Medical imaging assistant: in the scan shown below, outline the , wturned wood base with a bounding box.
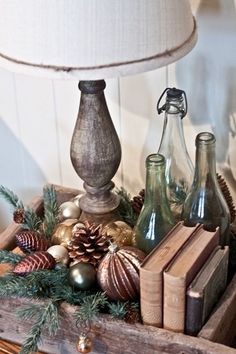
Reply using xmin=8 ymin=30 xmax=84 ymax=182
xmin=70 ymin=80 xmax=121 ymax=215
xmin=0 ymin=185 xmax=236 ymax=354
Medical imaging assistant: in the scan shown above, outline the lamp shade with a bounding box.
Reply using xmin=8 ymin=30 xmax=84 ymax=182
xmin=0 ymin=0 xmax=197 ymax=79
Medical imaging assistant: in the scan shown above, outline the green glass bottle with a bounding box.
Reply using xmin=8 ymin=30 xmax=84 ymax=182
xmin=182 ymin=132 xmax=230 ymax=246
xmin=135 ymin=153 xmax=175 ymax=254
xmin=157 ymin=88 xmax=194 ymax=221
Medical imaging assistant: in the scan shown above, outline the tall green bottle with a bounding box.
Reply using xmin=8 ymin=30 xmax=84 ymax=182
xmin=135 ymin=153 xmax=175 ymax=254
xmin=157 ymin=88 xmax=194 ymax=221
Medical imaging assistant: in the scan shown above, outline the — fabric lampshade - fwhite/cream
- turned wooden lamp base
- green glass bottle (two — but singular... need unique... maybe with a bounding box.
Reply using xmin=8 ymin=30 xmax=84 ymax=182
xmin=0 ymin=0 xmax=197 ymax=217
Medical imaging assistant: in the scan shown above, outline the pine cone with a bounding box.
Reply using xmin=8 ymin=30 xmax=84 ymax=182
xmin=217 ymin=174 xmax=236 ymax=223
xmin=13 ymin=251 xmax=56 ymax=275
xmin=124 ymin=304 xmax=141 ymax=324
xmin=13 ymin=208 xmax=25 ymax=224
xmin=15 ymin=230 xmax=48 ymax=253
xmin=68 ymin=221 xmax=109 ymax=267
xmin=131 ymin=189 xmax=145 ymax=215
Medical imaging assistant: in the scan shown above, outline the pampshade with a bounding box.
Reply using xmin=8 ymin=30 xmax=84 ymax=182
xmin=0 ymin=0 xmax=197 ymax=79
